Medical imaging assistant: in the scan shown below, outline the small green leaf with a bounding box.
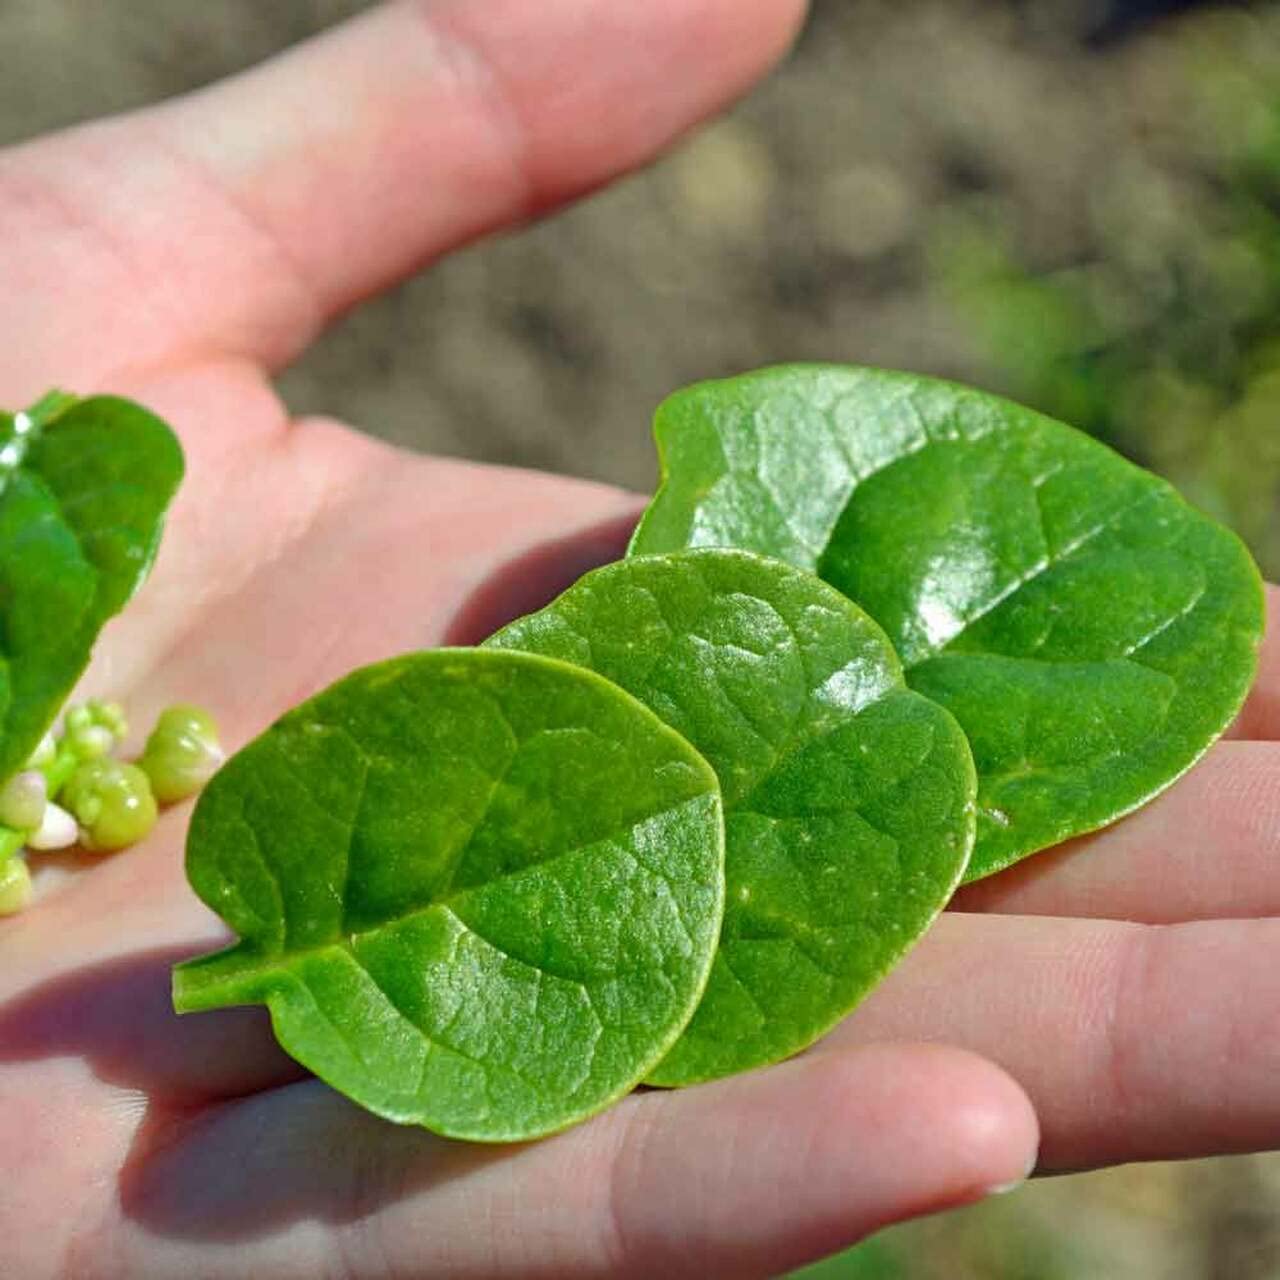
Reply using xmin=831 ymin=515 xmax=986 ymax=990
xmin=174 ymin=650 xmax=725 ymax=1141
xmin=486 ymin=550 xmax=975 ymax=1084
xmin=629 ymin=365 xmax=1265 ymax=880
xmin=0 ymin=395 xmax=184 ymax=785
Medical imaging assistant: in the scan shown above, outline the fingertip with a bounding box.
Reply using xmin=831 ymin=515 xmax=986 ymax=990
xmin=882 ymin=1042 xmax=1041 ymax=1205
xmin=692 ymin=0 xmax=812 ymax=80
xmin=748 ymin=0 xmax=812 ymax=66
xmin=613 ymin=1041 xmax=1039 ymax=1278
xmin=437 ymin=0 xmax=814 ymax=213
xmin=794 ymin=1042 xmax=1039 ymax=1225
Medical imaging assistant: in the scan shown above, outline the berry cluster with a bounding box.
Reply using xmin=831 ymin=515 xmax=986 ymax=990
xmin=0 ymin=701 xmax=223 ymax=914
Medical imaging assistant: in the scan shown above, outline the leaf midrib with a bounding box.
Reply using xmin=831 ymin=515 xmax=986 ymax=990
xmin=704 ymin=406 xmax=1197 ymax=675
xmin=288 ymin=941 xmax=583 ymax=1109
xmin=547 ymin=571 xmax=904 ymax=817
xmin=194 ymin=791 xmax=713 ymax=990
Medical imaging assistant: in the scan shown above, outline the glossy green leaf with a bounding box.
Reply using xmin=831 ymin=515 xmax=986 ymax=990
xmin=0 ymin=394 xmax=184 ymax=785
xmin=486 ymin=550 xmax=975 ymax=1084
xmin=630 ymin=365 xmax=1265 ymax=880
xmin=174 ymin=650 xmax=724 ymax=1141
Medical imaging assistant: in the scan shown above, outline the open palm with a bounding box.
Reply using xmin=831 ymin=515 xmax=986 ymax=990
xmin=2 ymin=3 xmax=1277 ymax=1277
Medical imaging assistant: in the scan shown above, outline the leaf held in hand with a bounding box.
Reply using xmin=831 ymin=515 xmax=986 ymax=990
xmin=629 ymin=365 xmax=1265 ymax=880
xmin=0 ymin=395 xmax=184 ymax=785
xmin=173 ymin=650 xmax=725 ymax=1141
xmin=486 ymin=549 xmax=975 ymax=1083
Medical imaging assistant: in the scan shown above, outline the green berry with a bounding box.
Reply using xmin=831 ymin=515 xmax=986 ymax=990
xmin=0 ymin=857 xmax=32 ymax=915
xmin=0 ymin=771 xmax=47 ymax=832
xmin=89 ymin=699 xmax=128 ymax=740
xmin=62 ymin=698 xmax=128 ymax=762
xmin=67 ymin=724 xmax=114 ymax=760
xmin=61 ymin=760 xmax=157 ymax=852
xmin=140 ymin=704 xmax=225 ymax=804
xmin=155 ymin=704 xmax=218 ymax=743
xmin=64 ymin=705 xmax=92 ymax=733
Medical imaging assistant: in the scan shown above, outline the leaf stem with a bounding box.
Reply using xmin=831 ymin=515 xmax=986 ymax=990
xmin=22 ymin=389 xmax=78 ymax=431
xmin=0 ymin=389 xmax=78 ymax=475
xmin=41 ymin=739 xmax=82 ymax=801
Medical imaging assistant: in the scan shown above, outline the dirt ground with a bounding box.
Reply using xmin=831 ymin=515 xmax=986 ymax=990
xmin=4 ymin=2 xmax=1280 ymax=1276
xmin=0 ymin=1 xmax=1178 ymax=485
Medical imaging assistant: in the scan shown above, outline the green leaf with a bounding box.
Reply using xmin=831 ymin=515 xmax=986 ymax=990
xmin=0 ymin=394 xmax=184 ymax=784
xmin=486 ymin=550 xmax=975 ymax=1084
xmin=629 ymin=365 xmax=1265 ymax=880
xmin=174 ymin=650 xmax=725 ymax=1141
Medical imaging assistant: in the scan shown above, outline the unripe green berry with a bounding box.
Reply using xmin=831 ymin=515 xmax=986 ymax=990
xmin=64 ymin=701 xmax=129 ymax=757
xmin=0 ymin=857 xmax=32 ymax=915
xmin=140 ymin=704 xmax=225 ymax=804
xmin=89 ymin=699 xmax=128 ymax=740
xmin=62 ymin=698 xmax=128 ymax=762
xmin=61 ymin=759 xmax=157 ymax=852
xmin=0 ymin=771 xmax=47 ymax=832
xmin=64 ymin=705 xmax=92 ymax=733
xmin=67 ymin=723 xmax=114 ymax=761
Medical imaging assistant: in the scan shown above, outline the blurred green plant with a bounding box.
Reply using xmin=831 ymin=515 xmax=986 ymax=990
xmin=792 ymin=1235 xmax=906 ymax=1279
xmin=790 ymin=1181 xmax=1096 ymax=1280
xmin=930 ymin=10 xmax=1280 ymax=577
xmin=792 ymin=17 xmax=1280 ymax=1276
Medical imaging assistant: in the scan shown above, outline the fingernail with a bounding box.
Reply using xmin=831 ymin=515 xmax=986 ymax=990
xmin=983 ymin=1148 xmax=1038 ymax=1197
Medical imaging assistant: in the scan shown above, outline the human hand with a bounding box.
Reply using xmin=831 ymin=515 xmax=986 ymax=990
xmin=1 ymin=1 xmax=1268 ymax=1276
xmin=0 ymin=3 xmax=1040 ymax=1276
xmin=830 ymin=619 xmax=1280 ymax=1174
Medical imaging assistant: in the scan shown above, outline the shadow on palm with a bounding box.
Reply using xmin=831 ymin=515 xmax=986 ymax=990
xmin=0 ymin=943 xmax=522 ymax=1244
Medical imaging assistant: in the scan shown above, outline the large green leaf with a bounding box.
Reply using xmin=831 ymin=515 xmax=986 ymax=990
xmin=174 ymin=650 xmax=725 ymax=1141
xmin=0 ymin=394 xmax=184 ymax=784
xmin=486 ymin=550 xmax=975 ymax=1084
xmin=629 ymin=365 xmax=1265 ymax=880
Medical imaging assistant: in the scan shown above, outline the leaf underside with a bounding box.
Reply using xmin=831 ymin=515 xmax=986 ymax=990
xmin=486 ymin=549 xmax=976 ymax=1084
xmin=0 ymin=396 xmax=184 ymax=784
xmin=629 ymin=364 xmax=1265 ymax=879
xmin=174 ymin=650 xmax=725 ymax=1142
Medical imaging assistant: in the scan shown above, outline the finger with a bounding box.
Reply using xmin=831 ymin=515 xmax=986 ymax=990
xmin=4 ymin=480 xmax=644 ymax=1102
xmin=0 ymin=940 xmax=305 ymax=1108
xmin=1230 ymin=583 xmax=1280 ymax=740
xmin=115 ymin=446 xmax=645 ymax=741
xmin=0 ymin=0 xmax=805 ymax=395
xmin=111 ymin=1045 xmax=1036 ymax=1280
xmin=73 ymin=362 xmax=643 ymax=728
xmin=827 ymin=912 xmax=1280 ymax=1171
xmin=953 ymin=740 xmax=1280 ymax=922
xmin=0 ymin=811 xmax=306 ymax=1104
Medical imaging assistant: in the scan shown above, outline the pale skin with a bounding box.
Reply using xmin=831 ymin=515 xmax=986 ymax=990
xmin=1 ymin=1 xmax=1279 ymax=1276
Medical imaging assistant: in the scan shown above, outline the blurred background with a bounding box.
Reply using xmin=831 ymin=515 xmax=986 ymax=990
xmin=4 ymin=0 xmax=1280 ymax=1274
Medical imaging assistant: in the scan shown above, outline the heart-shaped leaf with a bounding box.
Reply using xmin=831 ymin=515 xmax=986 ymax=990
xmin=174 ymin=650 xmax=724 ymax=1141
xmin=486 ymin=550 xmax=975 ymax=1084
xmin=0 ymin=394 xmax=184 ymax=784
xmin=629 ymin=365 xmax=1265 ymax=880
